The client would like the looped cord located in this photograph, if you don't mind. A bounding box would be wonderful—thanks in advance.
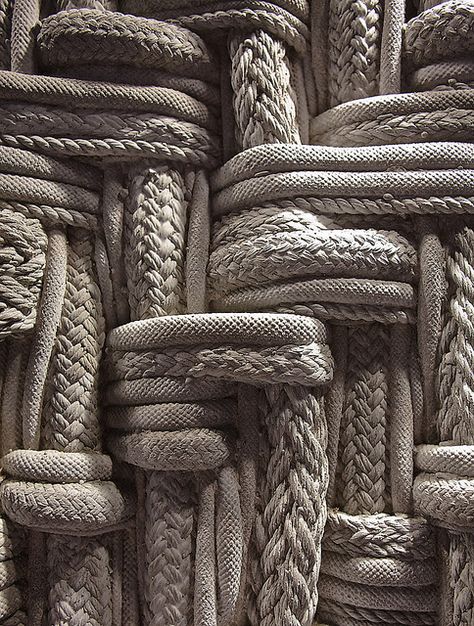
[105,312,332,625]
[121,0,310,53]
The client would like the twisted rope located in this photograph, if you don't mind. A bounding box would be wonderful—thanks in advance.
[0,209,46,339]
[327,0,382,106]
[229,29,300,148]
[252,384,328,626]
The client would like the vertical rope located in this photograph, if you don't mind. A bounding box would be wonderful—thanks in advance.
[125,167,188,320]
[252,384,328,626]
[22,230,67,451]
[436,226,474,624]
[338,324,389,515]
[41,231,112,626]
[10,0,39,73]
[229,29,301,149]
[327,0,382,106]
[124,165,196,625]
[0,0,11,70]
[379,0,405,94]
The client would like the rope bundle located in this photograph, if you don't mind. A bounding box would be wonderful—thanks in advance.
[0,0,472,624]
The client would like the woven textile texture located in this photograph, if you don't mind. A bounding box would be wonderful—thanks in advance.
[0,0,472,624]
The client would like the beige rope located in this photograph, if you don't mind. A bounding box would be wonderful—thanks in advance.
[0,0,473,623]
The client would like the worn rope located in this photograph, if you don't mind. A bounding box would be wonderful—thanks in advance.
[0,0,472,624]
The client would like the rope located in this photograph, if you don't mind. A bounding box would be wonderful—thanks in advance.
[0,0,473,623]
[327,0,382,106]
[229,29,301,148]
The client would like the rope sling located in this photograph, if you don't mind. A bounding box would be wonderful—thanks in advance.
[0,0,472,624]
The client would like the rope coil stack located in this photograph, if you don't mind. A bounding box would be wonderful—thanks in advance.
[0,0,471,625]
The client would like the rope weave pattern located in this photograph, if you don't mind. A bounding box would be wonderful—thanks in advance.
[0,0,471,625]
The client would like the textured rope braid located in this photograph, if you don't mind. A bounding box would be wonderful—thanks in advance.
[338,324,389,515]
[0,209,46,339]
[229,29,301,148]
[252,384,328,626]
[106,313,332,626]
[125,167,188,320]
[437,227,474,444]
[41,232,104,452]
[327,0,382,106]
[426,226,474,624]
[0,0,473,623]
[123,165,196,626]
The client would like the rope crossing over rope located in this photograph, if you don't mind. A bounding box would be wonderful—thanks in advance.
[0,0,472,625]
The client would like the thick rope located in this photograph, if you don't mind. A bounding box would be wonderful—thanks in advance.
[124,166,196,626]
[229,29,301,148]
[327,0,382,106]
[338,324,389,515]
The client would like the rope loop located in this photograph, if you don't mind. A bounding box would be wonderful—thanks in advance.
[414,443,474,532]
[0,478,135,535]
[0,207,47,339]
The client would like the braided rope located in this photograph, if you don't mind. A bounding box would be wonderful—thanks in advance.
[229,29,300,148]
[47,535,113,626]
[38,9,217,80]
[253,384,328,626]
[41,232,104,452]
[123,166,198,625]
[0,0,473,622]
[0,209,46,339]
[125,167,188,320]
[437,227,474,444]
[338,324,389,514]
[327,0,382,106]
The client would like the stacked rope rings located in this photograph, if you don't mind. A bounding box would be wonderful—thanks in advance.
[318,510,439,625]
[0,70,220,166]
[310,90,474,146]
[104,312,333,624]
[0,450,135,535]
[208,143,439,325]
[118,0,310,53]
[404,0,474,91]
[414,443,474,532]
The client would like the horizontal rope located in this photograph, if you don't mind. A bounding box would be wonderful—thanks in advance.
[212,142,474,190]
[323,509,436,560]
[414,473,474,532]
[0,479,135,535]
[107,342,333,386]
[2,450,113,483]
[39,9,218,81]
[320,551,438,587]
[415,443,474,476]
[107,311,327,350]
[108,428,233,471]
[0,69,218,121]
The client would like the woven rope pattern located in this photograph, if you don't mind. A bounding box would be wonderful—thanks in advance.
[0,0,471,624]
